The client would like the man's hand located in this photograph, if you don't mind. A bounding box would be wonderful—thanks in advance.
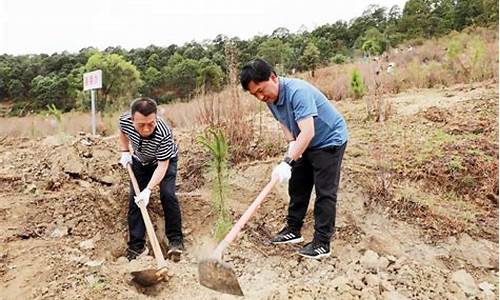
[119,152,132,168]
[134,188,151,207]
[272,162,291,183]
[286,141,302,161]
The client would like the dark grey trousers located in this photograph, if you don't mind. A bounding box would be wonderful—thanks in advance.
[287,142,347,245]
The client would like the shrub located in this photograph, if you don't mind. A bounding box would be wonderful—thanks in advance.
[331,54,348,64]
[350,68,365,99]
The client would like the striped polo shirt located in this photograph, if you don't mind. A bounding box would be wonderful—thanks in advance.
[119,112,178,165]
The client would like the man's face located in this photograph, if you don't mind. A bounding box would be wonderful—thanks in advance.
[246,74,279,103]
[132,112,157,137]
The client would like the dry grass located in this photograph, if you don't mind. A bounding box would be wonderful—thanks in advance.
[308,26,498,104]
[196,86,286,163]
[0,87,285,166]
[0,110,146,137]
[394,181,479,228]
[160,88,258,128]
[352,89,498,241]
[0,112,93,138]
[0,110,127,138]
[159,86,285,164]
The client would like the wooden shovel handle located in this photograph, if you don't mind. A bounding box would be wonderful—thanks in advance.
[213,176,278,256]
[126,163,166,269]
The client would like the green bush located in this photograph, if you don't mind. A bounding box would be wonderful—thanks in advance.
[469,37,488,81]
[350,68,365,99]
[331,54,348,64]
[46,103,63,123]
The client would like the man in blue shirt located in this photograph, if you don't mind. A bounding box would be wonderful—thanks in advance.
[240,58,348,259]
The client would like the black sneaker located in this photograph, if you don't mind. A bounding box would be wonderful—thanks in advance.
[270,227,304,245]
[166,239,184,262]
[126,246,148,261]
[297,241,330,259]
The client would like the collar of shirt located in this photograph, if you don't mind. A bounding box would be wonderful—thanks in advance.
[274,77,287,107]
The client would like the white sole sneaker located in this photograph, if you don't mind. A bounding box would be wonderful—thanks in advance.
[138,246,149,258]
[297,251,331,259]
[271,236,304,245]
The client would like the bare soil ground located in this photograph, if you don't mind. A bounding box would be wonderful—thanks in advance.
[0,82,498,299]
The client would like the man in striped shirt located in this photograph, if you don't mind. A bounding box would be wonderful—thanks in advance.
[118,97,184,262]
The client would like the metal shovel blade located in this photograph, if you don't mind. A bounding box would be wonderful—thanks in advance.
[131,268,168,287]
[198,258,243,296]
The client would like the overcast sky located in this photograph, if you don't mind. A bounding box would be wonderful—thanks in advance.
[0,0,407,55]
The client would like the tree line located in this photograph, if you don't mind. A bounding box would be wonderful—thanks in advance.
[0,0,497,116]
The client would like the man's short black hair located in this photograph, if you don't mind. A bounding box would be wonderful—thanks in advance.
[130,97,157,116]
[240,58,276,91]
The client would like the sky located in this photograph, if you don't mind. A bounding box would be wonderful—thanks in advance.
[0,0,408,55]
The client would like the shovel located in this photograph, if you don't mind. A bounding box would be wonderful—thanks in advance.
[126,164,169,287]
[198,177,278,296]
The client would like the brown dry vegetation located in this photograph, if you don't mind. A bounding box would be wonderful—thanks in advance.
[344,81,498,242]
[0,27,498,299]
[306,27,498,101]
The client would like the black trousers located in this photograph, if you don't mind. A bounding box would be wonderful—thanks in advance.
[287,142,347,245]
[127,157,183,251]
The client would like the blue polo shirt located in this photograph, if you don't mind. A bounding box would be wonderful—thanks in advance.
[267,77,348,149]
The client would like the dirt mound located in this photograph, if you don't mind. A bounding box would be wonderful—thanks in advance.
[0,134,498,299]
[423,106,452,123]
[0,132,216,299]
[1,135,124,241]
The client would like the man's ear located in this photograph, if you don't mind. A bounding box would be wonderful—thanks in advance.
[270,73,278,82]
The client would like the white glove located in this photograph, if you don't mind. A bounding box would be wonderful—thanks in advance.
[272,162,291,183]
[134,188,151,207]
[119,152,132,168]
